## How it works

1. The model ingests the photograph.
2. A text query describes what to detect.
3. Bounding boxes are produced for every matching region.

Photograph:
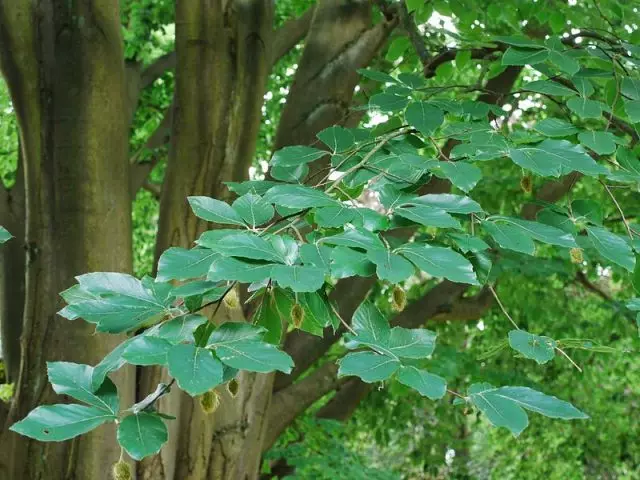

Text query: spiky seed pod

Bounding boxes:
[391,286,407,312]
[227,378,239,398]
[520,175,532,194]
[223,288,239,310]
[291,303,305,329]
[112,461,132,480]
[570,247,584,264]
[199,389,221,415]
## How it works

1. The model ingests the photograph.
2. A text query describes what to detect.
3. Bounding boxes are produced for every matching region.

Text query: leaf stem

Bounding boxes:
[489,285,520,330]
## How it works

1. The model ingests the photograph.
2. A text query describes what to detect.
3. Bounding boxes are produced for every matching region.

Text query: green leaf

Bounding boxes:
[270,164,308,183]
[263,184,337,208]
[47,362,119,414]
[357,68,397,84]
[208,232,284,263]
[388,326,436,358]
[469,383,529,436]
[11,405,115,443]
[0,226,12,243]
[482,221,535,255]
[147,314,206,343]
[91,338,136,390]
[509,139,607,177]
[167,344,224,396]
[271,264,325,292]
[215,341,293,373]
[322,227,385,251]
[330,247,376,279]
[621,78,640,100]
[571,199,603,225]
[122,336,172,366]
[493,386,589,419]
[397,243,479,285]
[534,118,579,137]
[491,217,577,248]
[448,233,490,253]
[157,247,218,282]
[402,193,484,213]
[370,93,409,112]
[60,274,168,333]
[299,243,332,272]
[586,226,635,271]
[207,322,264,347]
[624,99,640,123]
[317,126,355,153]
[117,413,168,460]
[396,366,446,400]
[523,80,577,97]
[508,330,556,364]
[395,205,462,229]
[270,145,327,167]
[548,51,580,75]
[338,352,400,382]
[208,256,274,283]
[427,161,482,192]
[187,196,245,226]
[315,205,357,228]
[572,76,594,97]
[352,300,390,342]
[566,97,603,119]
[367,249,415,283]
[170,281,226,300]
[232,193,275,228]
[578,131,617,155]
[254,295,283,344]
[502,47,549,66]
[405,102,444,136]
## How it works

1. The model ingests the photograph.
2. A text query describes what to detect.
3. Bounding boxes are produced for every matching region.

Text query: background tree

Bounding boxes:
[0,1,638,479]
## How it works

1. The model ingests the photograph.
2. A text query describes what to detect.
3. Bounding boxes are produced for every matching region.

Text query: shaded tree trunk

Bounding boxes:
[0,1,134,478]
[144,2,395,479]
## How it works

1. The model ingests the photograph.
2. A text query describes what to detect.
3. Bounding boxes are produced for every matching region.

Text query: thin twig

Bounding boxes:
[489,285,519,330]
[600,180,633,241]
[324,129,410,194]
[555,346,583,373]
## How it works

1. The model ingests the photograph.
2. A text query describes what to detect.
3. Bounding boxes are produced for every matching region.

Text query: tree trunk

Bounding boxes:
[143,1,394,478]
[0,158,25,383]
[0,2,134,479]
[140,2,275,479]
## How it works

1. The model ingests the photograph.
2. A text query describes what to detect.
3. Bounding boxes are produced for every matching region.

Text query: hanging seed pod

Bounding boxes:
[391,286,407,312]
[199,389,221,415]
[227,378,239,398]
[291,303,305,329]
[223,288,239,310]
[570,247,584,264]
[112,461,132,480]
[520,175,532,193]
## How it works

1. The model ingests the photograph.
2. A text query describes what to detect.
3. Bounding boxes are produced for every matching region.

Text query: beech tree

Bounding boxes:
[0,1,639,479]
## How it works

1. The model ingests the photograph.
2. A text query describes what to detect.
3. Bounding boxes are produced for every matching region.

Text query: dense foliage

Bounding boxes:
[1,0,639,478]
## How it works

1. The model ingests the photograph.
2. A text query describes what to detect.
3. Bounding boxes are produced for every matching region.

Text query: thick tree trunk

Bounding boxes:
[145,2,394,478]
[0,2,134,479]
[140,2,275,479]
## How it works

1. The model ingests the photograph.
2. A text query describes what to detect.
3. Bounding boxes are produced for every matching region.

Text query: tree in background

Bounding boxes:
[0,1,638,479]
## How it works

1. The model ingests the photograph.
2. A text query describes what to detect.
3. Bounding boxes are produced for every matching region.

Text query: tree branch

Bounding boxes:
[264,362,341,451]
[272,6,315,64]
[140,52,176,90]
[521,172,581,220]
[129,103,173,198]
